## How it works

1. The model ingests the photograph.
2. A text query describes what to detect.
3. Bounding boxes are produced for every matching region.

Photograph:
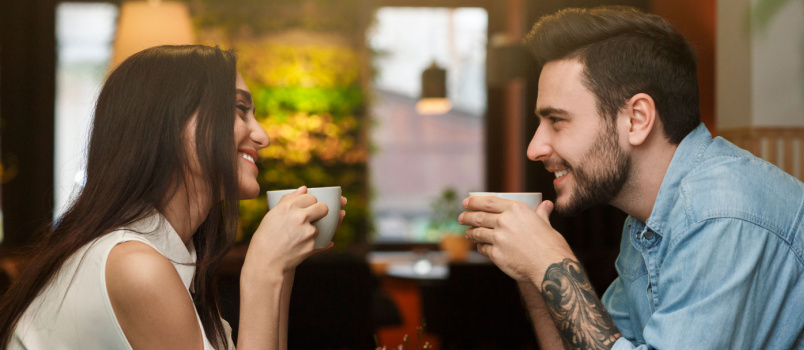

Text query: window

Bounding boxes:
[54,3,118,219]
[368,7,487,242]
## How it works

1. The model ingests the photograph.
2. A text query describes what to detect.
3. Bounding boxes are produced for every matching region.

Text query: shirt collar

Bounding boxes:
[644,123,712,235]
[124,211,197,290]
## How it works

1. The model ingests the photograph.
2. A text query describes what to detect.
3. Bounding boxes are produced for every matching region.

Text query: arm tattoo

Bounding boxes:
[540,259,621,349]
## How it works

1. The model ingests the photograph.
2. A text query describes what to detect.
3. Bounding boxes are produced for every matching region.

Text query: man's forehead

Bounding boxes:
[539,58,585,87]
[536,59,596,116]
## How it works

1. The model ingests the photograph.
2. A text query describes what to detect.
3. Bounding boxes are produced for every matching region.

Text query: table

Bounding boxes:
[368,250,493,349]
[367,250,491,280]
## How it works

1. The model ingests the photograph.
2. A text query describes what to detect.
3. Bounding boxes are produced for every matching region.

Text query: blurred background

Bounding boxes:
[1,0,802,349]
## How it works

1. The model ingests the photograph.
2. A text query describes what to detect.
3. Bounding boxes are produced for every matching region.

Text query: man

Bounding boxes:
[459,6,804,349]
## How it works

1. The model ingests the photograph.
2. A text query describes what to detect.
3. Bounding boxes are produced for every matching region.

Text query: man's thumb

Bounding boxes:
[535,200,554,224]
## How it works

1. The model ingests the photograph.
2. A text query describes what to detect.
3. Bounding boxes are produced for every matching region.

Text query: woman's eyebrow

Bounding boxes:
[236,89,253,104]
[236,89,254,111]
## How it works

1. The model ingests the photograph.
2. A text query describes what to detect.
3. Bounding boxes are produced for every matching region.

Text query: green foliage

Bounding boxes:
[235,40,370,248]
[751,0,800,33]
[192,1,372,248]
[255,87,364,117]
[748,0,804,100]
[191,0,370,39]
[238,42,362,88]
[424,188,467,241]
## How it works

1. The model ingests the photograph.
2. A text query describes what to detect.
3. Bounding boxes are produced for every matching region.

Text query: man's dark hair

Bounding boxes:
[524,6,701,144]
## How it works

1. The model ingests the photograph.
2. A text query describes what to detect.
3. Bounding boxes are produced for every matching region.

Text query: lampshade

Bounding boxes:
[416,62,451,115]
[111,0,195,68]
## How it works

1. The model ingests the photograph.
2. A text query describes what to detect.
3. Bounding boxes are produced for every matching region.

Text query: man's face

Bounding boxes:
[527,59,631,215]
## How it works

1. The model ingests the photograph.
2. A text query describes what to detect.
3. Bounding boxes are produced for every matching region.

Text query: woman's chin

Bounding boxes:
[238,186,261,200]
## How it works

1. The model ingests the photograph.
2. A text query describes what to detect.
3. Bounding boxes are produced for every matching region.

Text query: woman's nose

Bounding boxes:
[251,122,270,148]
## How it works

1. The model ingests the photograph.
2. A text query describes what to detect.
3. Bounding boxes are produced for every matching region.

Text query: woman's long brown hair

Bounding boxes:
[0,45,240,348]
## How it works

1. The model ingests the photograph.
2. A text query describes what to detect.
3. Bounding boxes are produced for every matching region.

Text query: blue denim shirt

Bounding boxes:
[602,124,804,349]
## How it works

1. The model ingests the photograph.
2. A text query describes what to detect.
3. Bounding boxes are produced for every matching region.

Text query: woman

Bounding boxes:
[0,45,343,349]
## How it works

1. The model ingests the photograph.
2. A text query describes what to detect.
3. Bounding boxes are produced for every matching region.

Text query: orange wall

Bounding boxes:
[651,0,716,132]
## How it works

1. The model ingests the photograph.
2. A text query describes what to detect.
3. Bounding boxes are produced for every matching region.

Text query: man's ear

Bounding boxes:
[624,93,657,147]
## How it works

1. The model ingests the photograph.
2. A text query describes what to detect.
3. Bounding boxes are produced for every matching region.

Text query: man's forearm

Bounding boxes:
[540,258,621,349]
[518,280,568,350]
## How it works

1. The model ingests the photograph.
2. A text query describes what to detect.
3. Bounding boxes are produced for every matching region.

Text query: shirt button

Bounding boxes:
[644,231,654,240]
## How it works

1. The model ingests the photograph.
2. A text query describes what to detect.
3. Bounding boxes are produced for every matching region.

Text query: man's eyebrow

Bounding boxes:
[535,106,570,117]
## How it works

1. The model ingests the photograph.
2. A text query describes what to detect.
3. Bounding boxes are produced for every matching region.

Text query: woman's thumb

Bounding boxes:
[281,186,308,201]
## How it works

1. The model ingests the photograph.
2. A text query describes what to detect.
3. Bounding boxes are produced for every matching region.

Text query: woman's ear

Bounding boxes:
[624,93,657,147]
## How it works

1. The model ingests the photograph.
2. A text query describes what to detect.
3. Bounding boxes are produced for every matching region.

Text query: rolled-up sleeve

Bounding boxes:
[611,336,643,349]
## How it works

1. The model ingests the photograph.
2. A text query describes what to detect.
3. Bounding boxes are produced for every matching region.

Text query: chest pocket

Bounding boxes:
[615,242,648,281]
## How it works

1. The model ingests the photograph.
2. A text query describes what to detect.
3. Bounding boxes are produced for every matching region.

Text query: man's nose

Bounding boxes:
[526,124,551,162]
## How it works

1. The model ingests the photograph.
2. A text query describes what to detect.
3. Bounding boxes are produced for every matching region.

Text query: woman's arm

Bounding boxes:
[237,187,329,349]
[237,266,287,350]
[106,241,206,350]
[279,271,295,350]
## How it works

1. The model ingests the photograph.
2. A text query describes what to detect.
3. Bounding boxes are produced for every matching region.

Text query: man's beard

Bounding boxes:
[555,123,631,216]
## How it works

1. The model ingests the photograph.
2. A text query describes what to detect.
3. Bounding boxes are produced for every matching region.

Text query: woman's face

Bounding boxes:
[234,72,269,199]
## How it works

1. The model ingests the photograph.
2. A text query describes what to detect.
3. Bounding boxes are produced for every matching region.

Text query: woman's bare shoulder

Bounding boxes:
[105,240,205,350]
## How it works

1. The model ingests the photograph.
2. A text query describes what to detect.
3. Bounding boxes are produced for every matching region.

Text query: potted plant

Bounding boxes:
[427,188,472,261]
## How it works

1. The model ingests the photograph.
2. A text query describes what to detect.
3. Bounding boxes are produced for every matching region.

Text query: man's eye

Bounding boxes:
[549,117,562,124]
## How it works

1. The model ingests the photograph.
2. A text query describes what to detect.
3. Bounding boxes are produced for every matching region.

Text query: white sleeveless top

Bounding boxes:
[11,213,234,350]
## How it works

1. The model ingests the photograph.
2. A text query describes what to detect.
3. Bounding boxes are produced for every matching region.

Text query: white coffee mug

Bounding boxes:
[468,192,542,210]
[266,186,342,249]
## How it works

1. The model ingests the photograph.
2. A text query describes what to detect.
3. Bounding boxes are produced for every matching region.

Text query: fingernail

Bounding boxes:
[462,198,469,207]
[458,212,464,224]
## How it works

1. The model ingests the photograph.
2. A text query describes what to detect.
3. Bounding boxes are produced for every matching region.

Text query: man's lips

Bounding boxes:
[553,169,569,178]
[547,168,570,187]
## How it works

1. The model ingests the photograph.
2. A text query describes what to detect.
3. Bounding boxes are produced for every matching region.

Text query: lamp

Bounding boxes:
[111,0,195,68]
[416,61,451,115]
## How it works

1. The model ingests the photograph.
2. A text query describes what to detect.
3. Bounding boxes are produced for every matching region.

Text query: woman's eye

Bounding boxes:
[236,104,250,119]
